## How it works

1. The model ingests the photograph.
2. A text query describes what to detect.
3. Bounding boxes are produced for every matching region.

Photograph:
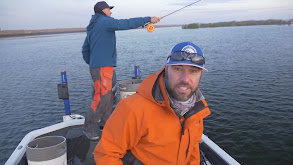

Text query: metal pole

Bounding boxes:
[60,72,71,115]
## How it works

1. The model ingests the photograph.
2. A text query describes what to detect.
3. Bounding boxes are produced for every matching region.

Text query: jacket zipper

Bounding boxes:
[179,116,185,135]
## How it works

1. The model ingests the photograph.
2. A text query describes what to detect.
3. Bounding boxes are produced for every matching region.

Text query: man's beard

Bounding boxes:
[165,76,197,102]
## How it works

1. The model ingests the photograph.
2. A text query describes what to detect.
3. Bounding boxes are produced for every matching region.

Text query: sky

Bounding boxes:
[0,0,293,30]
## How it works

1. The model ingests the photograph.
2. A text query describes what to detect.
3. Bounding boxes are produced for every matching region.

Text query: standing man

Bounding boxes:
[82,1,160,140]
[94,41,211,164]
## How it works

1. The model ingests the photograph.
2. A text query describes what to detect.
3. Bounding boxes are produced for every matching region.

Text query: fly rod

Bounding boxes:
[147,0,202,32]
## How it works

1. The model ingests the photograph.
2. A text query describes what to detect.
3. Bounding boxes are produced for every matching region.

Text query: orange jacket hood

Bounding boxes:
[136,67,167,106]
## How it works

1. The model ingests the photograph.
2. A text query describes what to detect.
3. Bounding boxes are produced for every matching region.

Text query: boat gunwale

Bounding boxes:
[6,117,240,165]
[5,119,84,165]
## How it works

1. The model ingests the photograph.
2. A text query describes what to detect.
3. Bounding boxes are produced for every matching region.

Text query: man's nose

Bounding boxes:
[180,71,190,83]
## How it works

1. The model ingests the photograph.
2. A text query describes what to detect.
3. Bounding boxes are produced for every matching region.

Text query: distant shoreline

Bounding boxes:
[0,25,181,38]
[182,19,292,29]
[0,28,86,38]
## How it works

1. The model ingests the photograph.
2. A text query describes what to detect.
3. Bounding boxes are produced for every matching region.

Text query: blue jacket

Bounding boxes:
[82,14,151,68]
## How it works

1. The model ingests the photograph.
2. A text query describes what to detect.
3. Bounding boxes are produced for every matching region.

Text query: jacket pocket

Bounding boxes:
[101,67,113,93]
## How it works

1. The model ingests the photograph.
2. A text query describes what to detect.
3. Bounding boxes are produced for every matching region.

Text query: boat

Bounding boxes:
[5,66,241,165]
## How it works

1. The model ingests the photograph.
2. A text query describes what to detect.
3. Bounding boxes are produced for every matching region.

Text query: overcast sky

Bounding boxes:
[0,0,292,30]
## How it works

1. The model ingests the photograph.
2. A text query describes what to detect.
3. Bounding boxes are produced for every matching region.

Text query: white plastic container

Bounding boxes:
[26,136,67,165]
[119,79,142,99]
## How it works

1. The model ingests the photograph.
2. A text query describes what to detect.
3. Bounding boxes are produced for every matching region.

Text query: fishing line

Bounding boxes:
[147,0,202,32]
[160,0,202,19]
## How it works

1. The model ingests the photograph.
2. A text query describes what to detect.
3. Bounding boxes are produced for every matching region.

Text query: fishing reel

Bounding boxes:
[143,23,155,33]
[146,24,155,32]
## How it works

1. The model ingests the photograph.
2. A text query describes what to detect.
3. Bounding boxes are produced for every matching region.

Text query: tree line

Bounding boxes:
[182,19,292,29]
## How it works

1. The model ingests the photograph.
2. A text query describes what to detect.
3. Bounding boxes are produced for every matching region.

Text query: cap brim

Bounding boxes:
[166,58,208,71]
[109,6,114,9]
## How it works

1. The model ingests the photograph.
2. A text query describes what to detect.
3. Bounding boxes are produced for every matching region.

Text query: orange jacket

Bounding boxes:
[94,68,211,165]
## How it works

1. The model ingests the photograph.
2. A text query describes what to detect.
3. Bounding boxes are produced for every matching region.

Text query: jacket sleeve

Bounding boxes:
[94,99,143,165]
[82,36,90,64]
[104,17,151,31]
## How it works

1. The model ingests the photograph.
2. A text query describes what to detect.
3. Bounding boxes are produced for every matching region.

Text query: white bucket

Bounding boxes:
[26,136,67,165]
[119,79,142,99]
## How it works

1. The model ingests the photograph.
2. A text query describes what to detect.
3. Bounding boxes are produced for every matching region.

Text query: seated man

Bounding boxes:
[94,41,211,165]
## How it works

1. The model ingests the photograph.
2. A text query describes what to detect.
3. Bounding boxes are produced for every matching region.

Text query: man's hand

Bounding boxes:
[151,17,161,24]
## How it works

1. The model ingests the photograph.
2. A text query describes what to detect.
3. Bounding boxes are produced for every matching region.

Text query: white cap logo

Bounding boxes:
[182,45,197,54]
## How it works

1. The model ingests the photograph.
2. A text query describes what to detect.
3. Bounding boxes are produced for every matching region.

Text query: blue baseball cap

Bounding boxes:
[166,41,207,71]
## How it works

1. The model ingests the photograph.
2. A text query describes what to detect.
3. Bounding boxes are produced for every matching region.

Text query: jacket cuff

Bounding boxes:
[145,17,151,23]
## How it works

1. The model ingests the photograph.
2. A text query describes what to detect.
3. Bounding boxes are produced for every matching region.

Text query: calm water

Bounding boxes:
[0,25,292,164]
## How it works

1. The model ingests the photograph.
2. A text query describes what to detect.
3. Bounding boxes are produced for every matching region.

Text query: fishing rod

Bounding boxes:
[147,0,202,32]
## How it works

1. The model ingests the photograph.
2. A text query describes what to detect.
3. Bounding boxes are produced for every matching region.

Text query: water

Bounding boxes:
[1,25,293,164]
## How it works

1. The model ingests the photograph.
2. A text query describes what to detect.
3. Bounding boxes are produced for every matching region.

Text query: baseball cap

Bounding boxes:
[94,1,114,13]
[166,41,207,71]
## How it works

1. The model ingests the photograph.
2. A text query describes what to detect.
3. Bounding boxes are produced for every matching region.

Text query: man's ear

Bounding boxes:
[164,65,168,76]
